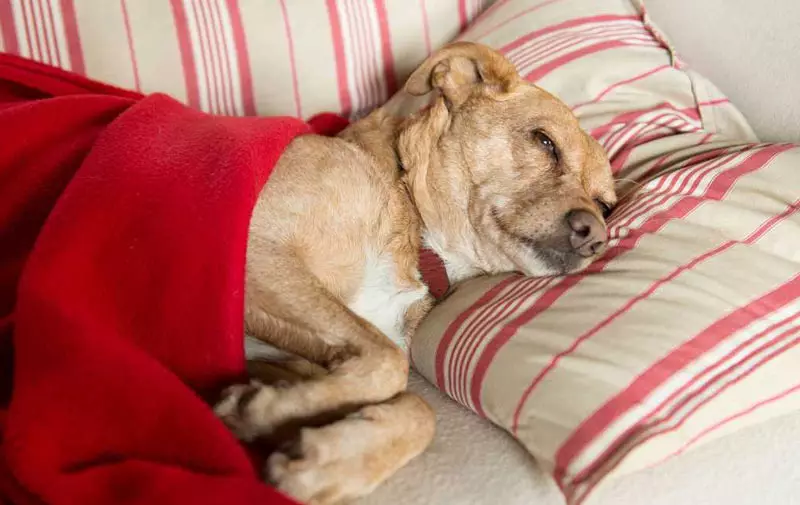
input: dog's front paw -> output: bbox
[214,380,280,442]
[266,414,388,505]
[266,428,358,505]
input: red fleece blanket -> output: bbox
[0,54,349,505]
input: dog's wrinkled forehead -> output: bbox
[451,81,614,195]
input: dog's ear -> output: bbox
[404,42,519,107]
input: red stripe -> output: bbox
[470,0,564,41]
[697,98,731,107]
[607,117,696,172]
[525,39,658,83]
[169,0,201,109]
[20,1,38,60]
[120,0,141,91]
[452,276,552,404]
[206,0,234,115]
[574,379,800,504]
[374,0,397,96]
[193,0,218,113]
[554,256,800,484]
[449,277,535,401]
[572,313,800,491]
[434,276,519,389]
[0,0,19,54]
[614,146,745,225]
[346,0,368,112]
[418,0,431,55]
[278,0,301,118]
[225,0,256,116]
[608,127,663,173]
[32,0,54,64]
[650,382,800,468]
[467,144,791,418]
[325,0,351,115]
[363,0,383,109]
[214,0,239,115]
[43,0,62,67]
[609,149,742,235]
[602,121,646,155]
[572,64,670,110]
[500,15,638,54]
[611,149,746,240]
[590,102,698,139]
[639,134,721,181]
[449,277,549,403]
[356,0,379,109]
[608,144,737,242]
[457,0,468,32]
[512,24,648,73]
[59,0,84,74]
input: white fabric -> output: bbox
[646,0,800,143]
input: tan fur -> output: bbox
[214,42,616,504]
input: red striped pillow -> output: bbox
[408,1,800,503]
[0,0,494,119]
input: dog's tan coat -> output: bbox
[215,43,616,504]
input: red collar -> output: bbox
[419,247,450,300]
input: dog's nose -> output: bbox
[566,209,607,257]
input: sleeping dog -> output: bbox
[214,42,616,504]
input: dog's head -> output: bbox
[397,42,616,280]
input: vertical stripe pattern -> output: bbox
[0,0,491,118]
[2,0,78,70]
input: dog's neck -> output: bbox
[339,104,485,294]
[393,105,488,286]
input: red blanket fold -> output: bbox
[0,54,347,505]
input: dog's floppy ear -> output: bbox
[405,42,519,107]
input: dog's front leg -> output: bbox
[266,392,435,505]
[215,254,411,441]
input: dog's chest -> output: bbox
[347,253,428,352]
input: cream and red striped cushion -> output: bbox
[0,0,493,118]
[405,1,800,504]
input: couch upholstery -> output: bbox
[647,0,800,143]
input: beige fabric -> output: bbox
[0,0,495,119]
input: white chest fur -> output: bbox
[347,252,428,352]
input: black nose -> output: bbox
[566,209,607,257]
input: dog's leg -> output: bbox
[267,392,435,505]
[215,255,411,441]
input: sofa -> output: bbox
[2,1,798,504]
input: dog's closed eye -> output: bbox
[594,199,613,219]
[532,130,558,163]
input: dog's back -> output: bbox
[247,110,429,350]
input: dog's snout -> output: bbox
[566,209,607,257]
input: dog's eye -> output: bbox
[595,199,613,219]
[533,130,558,161]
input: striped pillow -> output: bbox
[0,0,493,119]
[408,1,800,503]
